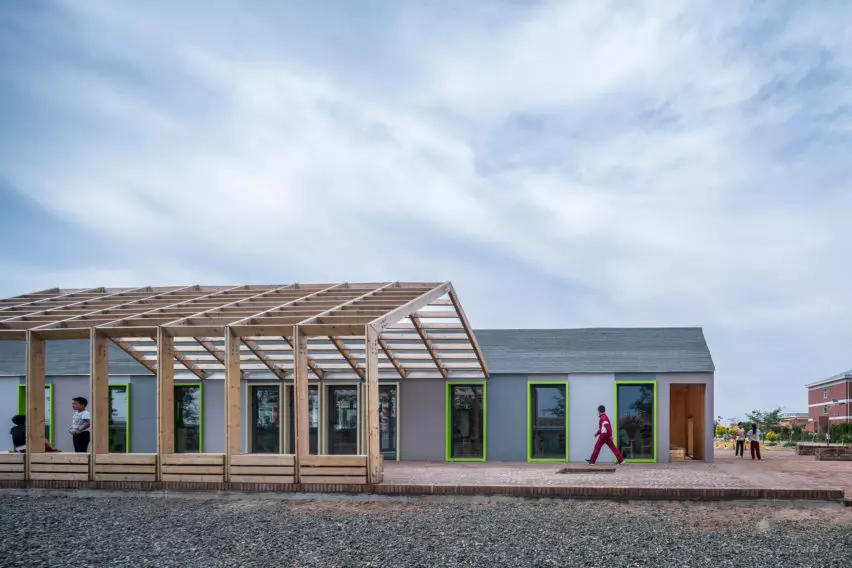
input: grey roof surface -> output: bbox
[474,328,715,374]
[0,327,715,376]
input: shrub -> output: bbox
[782,441,795,447]
[765,431,778,442]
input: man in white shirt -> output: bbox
[734,423,745,458]
[69,396,91,452]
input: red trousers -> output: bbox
[590,435,624,463]
[750,441,761,460]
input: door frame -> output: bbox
[108,382,131,453]
[17,383,55,446]
[526,380,569,462]
[379,381,401,461]
[613,380,657,463]
[322,381,362,455]
[174,381,204,453]
[445,381,488,462]
[244,382,285,453]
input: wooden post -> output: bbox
[25,331,46,480]
[224,327,241,481]
[293,326,308,481]
[156,328,175,480]
[90,329,109,479]
[365,327,381,483]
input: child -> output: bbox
[9,415,60,452]
[586,404,625,465]
[749,423,762,460]
[69,397,91,453]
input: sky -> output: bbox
[1,1,850,421]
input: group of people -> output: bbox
[9,396,91,453]
[732,422,763,460]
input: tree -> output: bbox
[715,424,727,436]
[744,408,783,433]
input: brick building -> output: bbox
[779,413,809,431]
[806,369,852,433]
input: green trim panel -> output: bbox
[613,380,657,463]
[109,383,131,453]
[445,381,487,462]
[17,383,55,446]
[526,381,569,462]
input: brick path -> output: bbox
[381,449,852,497]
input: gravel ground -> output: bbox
[1,492,850,567]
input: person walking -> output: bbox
[734,423,746,458]
[748,423,762,460]
[586,405,625,465]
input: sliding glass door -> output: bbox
[328,386,358,455]
[446,383,486,461]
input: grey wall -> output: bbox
[119,376,157,453]
[655,373,715,463]
[0,378,19,443]
[485,374,529,461]
[48,376,90,452]
[199,380,225,453]
[567,374,616,462]
[400,379,445,460]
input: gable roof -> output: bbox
[474,327,714,374]
[0,327,715,377]
[805,369,852,389]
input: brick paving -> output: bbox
[381,448,852,497]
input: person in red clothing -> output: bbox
[586,405,625,465]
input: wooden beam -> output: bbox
[224,328,241,481]
[163,284,294,327]
[368,282,451,332]
[25,331,46,480]
[328,336,365,379]
[410,315,448,378]
[1,287,131,325]
[98,285,239,328]
[90,330,109,477]
[109,338,157,374]
[194,338,225,364]
[448,286,489,377]
[229,284,345,326]
[157,328,175,479]
[297,282,396,326]
[283,336,325,378]
[365,327,381,483]
[240,338,288,379]
[293,326,308,482]
[378,337,407,379]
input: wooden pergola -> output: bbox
[0,282,487,486]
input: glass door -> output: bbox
[287,385,319,454]
[328,385,358,455]
[108,384,130,453]
[529,383,566,460]
[448,384,485,460]
[174,384,202,453]
[379,385,397,460]
[250,385,281,453]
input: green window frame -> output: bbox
[108,383,131,453]
[174,382,204,453]
[17,383,55,446]
[527,381,569,462]
[445,381,487,462]
[613,380,657,463]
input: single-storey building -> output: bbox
[0,283,715,475]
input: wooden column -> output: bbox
[293,326,308,480]
[365,327,381,483]
[90,330,109,479]
[224,327,241,481]
[156,328,175,480]
[25,331,46,480]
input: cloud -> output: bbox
[1,1,851,417]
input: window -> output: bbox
[17,384,54,445]
[108,384,130,453]
[824,406,829,415]
[528,382,567,461]
[615,381,657,462]
[328,386,359,455]
[287,384,319,454]
[446,382,486,461]
[174,383,202,453]
[379,385,397,460]
[824,389,829,399]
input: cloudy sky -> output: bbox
[1,1,850,420]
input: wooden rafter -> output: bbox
[297,282,397,327]
[448,286,489,376]
[97,285,238,328]
[230,284,345,326]
[0,287,132,325]
[410,315,448,378]
[109,337,157,374]
[240,338,288,379]
[194,338,225,364]
[378,337,407,378]
[163,284,296,327]
[328,336,365,379]
[283,336,325,379]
